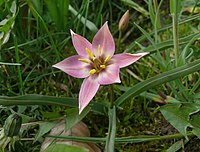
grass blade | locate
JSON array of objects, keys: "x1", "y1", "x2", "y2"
[
  {"x1": 13, "y1": 34, "x2": 24, "y2": 95},
  {"x1": 69, "y1": 5, "x2": 98, "y2": 33},
  {"x1": 44, "y1": 0, "x2": 69, "y2": 31},
  {"x1": 47, "y1": 132, "x2": 194, "y2": 144},
  {"x1": 0, "y1": 62, "x2": 21, "y2": 65},
  {"x1": 120, "y1": 0, "x2": 149, "y2": 16},
  {"x1": 125, "y1": 13, "x2": 200, "y2": 52}
]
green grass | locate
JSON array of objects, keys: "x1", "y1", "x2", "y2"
[{"x1": 1, "y1": 0, "x2": 200, "y2": 151}]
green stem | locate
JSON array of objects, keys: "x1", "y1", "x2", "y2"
[
  {"x1": 13, "y1": 34, "x2": 24, "y2": 95},
  {"x1": 117, "y1": 30, "x2": 122, "y2": 52},
  {"x1": 105, "y1": 85, "x2": 116, "y2": 152},
  {"x1": 172, "y1": 12, "x2": 179, "y2": 67},
  {"x1": 109, "y1": 85, "x2": 114, "y2": 108},
  {"x1": 105, "y1": 106, "x2": 116, "y2": 152}
]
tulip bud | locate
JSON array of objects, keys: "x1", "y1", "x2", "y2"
[
  {"x1": 4, "y1": 114, "x2": 22, "y2": 137},
  {"x1": 119, "y1": 10, "x2": 129, "y2": 31}
]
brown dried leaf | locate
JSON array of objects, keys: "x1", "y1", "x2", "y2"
[{"x1": 40, "y1": 120, "x2": 101, "y2": 152}]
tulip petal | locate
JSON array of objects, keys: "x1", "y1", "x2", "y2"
[
  {"x1": 70, "y1": 30, "x2": 93, "y2": 56},
  {"x1": 79, "y1": 76, "x2": 100, "y2": 114},
  {"x1": 111, "y1": 53, "x2": 149, "y2": 68},
  {"x1": 53, "y1": 55, "x2": 90, "y2": 78},
  {"x1": 98, "y1": 64, "x2": 121, "y2": 85},
  {"x1": 92, "y1": 22, "x2": 115, "y2": 57}
]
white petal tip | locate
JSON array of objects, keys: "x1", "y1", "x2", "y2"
[
  {"x1": 79, "y1": 106, "x2": 84, "y2": 115},
  {"x1": 52, "y1": 64, "x2": 57, "y2": 68},
  {"x1": 117, "y1": 80, "x2": 121, "y2": 83},
  {"x1": 70, "y1": 29, "x2": 76, "y2": 36},
  {"x1": 138, "y1": 52, "x2": 149, "y2": 56}
]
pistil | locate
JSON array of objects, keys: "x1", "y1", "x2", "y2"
[{"x1": 78, "y1": 45, "x2": 111, "y2": 75}]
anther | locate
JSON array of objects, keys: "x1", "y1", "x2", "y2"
[
  {"x1": 86, "y1": 48, "x2": 95, "y2": 60},
  {"x1": 78, "y1": 58, "x2": 90, "y2": 63},
  {"x1": 89, "y1": 69, "x2": 97, "y2": 74},
  {"x1": 100, "y1": 65, "x2": 106, "y2": 69},
  {"x1": 104, "y1": 54, "x2": 111, "y2": 63}
]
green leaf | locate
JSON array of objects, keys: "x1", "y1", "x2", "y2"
[
  {"x1": 115, "y1": 59, "x2": 200, "y2": 106},
  {"x1": 160, "y1": 104, "x2": 192, "y2": 138},
  {"x1": 142, "y1": 33, "x2": 199, "y2": 54},
  {"x1": 0, "y1": 1, "x2": 18, "y2": 47},
  {"x1": 134, "y1": 22, "x2": 155, "y2": 46},
  {"x1": 179, "y1": 33, "x2": 200, "y2": 65},
  {"x1": 166, "y1": 140, "x2": 188, "y2": 152},
  {"x1": 192, "y1": 127, "x2": 200, "y2": 139},
  {"x1": 0, "y1": 94, "x2": 106, "y2": 114},
  {"x1": 35, "y1": 121, "x2": 58, "y2": 141},
  {"x1": 65, "y1": 107, "x2": 90, "y2": 131},
  {"x1": 43, "y1": 144, "x2": 89, "y2": 152},
  {"x1": 26, "y1": 0, "x2": 42, "y2": 17},
  {"x1": 160, "y1": 103, "x2": 200, "y2": 139},
  {"x1": 190, "y1": 113, "x2": 200, "y2": 139}
]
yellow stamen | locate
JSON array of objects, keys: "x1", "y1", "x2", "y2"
[
  {"x1": 104, "y1": 54, "x2": 111, "y2": 63},
  {"x1": 78, "y1": 58, "x2": 90, "y2": 63},
  {"x1": 89, "y1": 69, "x2": 97, "y2": 74},
  {"x1": 86, "y1": 48, "x2": 95, "y2": 60},
  {"x1": 100, "y1": 65, "x2": 106, "y2": 69},
  {"x1": 98, "y1": 45, "x2": 101, "y2": 55}
]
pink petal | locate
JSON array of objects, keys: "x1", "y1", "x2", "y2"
[
  {"x1": 53, "y1": 55, "x2": 90, "y2": 78},
  {"x1": 70, "y1": 30, "x2": 92, "y2": 56},
  {"x1": 79, "y1": 75, "x2": 100, "y2": 114},
  {"x1": 98, "y1": 64, "x2": 121, "y2": 85},
  {"x1": 111, "y1": 53, "x2": 149, "y2": 68},
  {"x1": 92, "y1": 22, "x2": 115, "y2": 57}
]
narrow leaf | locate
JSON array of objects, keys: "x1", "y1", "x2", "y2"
[
  {"x1": 115, "y1": 59, "x2": 200, "y2": 106},
  {"x1": 0, "y1": 94, "x2": 106, "y2": 114}
]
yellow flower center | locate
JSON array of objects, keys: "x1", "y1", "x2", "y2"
[{"x1": 78, "y1": 45, "x2": 110, "y2": 75}]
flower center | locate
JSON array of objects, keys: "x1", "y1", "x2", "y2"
[{"x1": 78, "y1": 45, "x2": 110, "y2": 75}]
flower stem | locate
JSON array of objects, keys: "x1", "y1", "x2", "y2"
[
  {"x1": 105, "y1": 105, "x2": 116, "y2": 152},
  {"x1": 117, "y1": 30, "x2": 122, "y2": 52},
  {"x1": 109, "y1": 85, "x2": 114, "y2": 108},
  {"x1": 105, "y1": 85, "x2": 116, "y2": 152}
]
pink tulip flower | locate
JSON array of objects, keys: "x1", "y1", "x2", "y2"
[{"x1": 53, "y1": 22, "x2": 148, "y2": 114}]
